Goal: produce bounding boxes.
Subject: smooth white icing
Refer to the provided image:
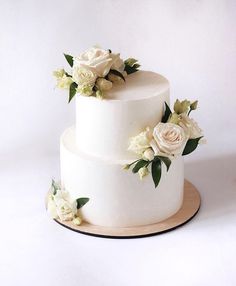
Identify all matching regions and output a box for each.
[76,71,169,160]
[60,127,184,227]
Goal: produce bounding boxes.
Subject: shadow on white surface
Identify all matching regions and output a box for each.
[185,154,236,222]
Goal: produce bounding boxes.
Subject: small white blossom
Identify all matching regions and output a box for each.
[128,127,152,155]
[138,167,149,180]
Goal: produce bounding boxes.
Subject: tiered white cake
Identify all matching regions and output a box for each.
[60,71,184,227]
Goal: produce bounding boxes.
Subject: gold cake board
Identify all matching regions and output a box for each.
[54,180,201,239]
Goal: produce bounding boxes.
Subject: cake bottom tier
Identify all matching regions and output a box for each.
[60,127,184,227]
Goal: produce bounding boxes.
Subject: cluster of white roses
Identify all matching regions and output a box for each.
[47,180,89,225]
[126,99,204,183]
[53,47,139,101]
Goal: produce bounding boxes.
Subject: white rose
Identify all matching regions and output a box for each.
[96,78,113,91]
[72,66,97,87]
[73,47,113,77]
[110,53,125,73]
[178,114,203,139]
[143,148,155,161]
[153,123,187,156]
[54,198,77,221]
[128,127,152,155]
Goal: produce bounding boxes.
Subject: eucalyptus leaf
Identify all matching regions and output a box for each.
[157,156,171,171]
[182,137,203,156]
[64,53,73,67]
[109,69,126,81]
[132,160,148,173]
[151,159,162,188]
[76,198,90,209]
[161,102,172,123]
[68,82,78,103]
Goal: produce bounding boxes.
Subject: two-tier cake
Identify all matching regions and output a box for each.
[47,47,204,231]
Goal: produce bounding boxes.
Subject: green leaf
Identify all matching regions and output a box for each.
[65,72,72,77]
[182,137,203,156]
[157,156,171,171]
[64,53,73,67]
[109,69,126,81]
[133,63,141,69]
[124,64,139,75]
[151,159,162,188]
[124,58,138,66]
[132,160,148,173]
[68,82,78,103]
[124,58,140,74]
[161,102,172,123]
[51,179,58,195]
[76,198,90,209]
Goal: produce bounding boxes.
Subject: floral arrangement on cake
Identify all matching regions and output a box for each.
[124,100,205,187]
[53,47,140,101]
[47,180,89,225]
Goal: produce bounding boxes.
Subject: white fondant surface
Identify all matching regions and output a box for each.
[76,71,169,160]
[61,127,184,227]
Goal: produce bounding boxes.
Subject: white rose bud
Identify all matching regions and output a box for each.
[108,72,126,84]
[138,167,149,180]
[73,217,82,225]
[96,78,113,91]
[143,148,155,161]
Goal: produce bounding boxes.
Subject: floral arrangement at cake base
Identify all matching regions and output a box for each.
[46,180,89,225]
[53,47,140,101]
[124,99,205,187]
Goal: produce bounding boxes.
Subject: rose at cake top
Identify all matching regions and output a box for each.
[53,47,140,102]
[73,47,125,77]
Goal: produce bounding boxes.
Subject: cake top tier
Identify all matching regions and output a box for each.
[105,71,169,101]
[75,70,170,160]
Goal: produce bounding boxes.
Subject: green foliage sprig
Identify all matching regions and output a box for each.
[125,155,172,188]
[124,58,140,74]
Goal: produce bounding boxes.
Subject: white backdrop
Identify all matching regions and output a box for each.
[1,1,236,286]
[1,0,236,159]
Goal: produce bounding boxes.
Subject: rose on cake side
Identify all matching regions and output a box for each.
[47,180,89,225]
[53,47,140,102]
[124,99,205,188]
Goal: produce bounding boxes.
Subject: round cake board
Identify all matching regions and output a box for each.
[52,180,201,239]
